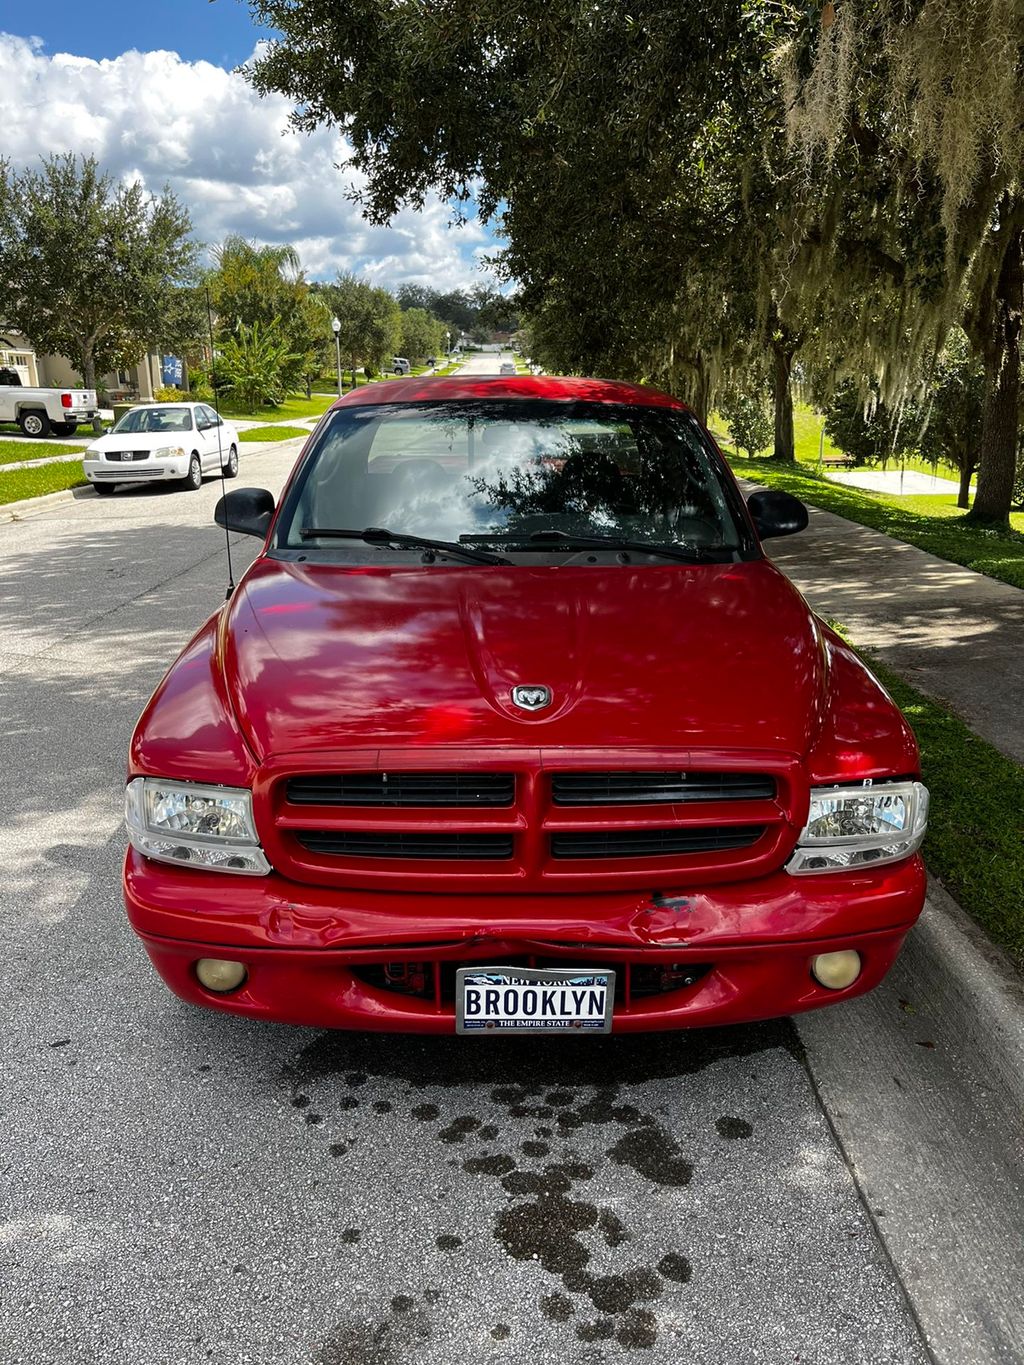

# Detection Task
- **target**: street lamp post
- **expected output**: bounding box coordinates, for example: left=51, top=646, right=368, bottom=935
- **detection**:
left=331, top=316, right=342, bottom=397
left=445, top=329, right=451, bottom=360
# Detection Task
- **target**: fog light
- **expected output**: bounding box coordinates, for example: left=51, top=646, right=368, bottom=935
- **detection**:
left=195, top=958, right=247, bottom=993
left=811, top=950, right=862, bottom=990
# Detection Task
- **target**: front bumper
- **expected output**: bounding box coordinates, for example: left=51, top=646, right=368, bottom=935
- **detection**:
left=84, top=457, right=190, bottom=484
left=124, top=848, right=926, bottom=1032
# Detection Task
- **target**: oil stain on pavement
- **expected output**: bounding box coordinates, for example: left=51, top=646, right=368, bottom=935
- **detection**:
left=287, top=1027, right=790, bottom=1358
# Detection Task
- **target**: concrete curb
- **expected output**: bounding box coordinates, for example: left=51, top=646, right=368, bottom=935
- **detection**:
left=798, top=877, right=1024, bottom=1364
left=0, top=450, right=86, bottom=474
left=911, top=875, right=1024, bottom=1111
left=0, top=484, right=95, bottom=520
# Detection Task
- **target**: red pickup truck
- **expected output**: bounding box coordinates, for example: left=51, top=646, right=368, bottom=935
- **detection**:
left=123, top=376, right=928, bottom=1034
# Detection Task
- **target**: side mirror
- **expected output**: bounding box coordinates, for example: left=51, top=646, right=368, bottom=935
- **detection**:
left=215, top=487, right=275, bottom=539
left=747, top=489, right=808, bottom=540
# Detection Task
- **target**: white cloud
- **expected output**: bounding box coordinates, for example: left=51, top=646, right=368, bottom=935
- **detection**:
left=0, top=32, right=494, bottom=291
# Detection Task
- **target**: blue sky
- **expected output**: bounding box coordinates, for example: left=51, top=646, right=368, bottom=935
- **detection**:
left=12, top=0, right=274, bottom=70
left=0, top=6, right=497, bottom=291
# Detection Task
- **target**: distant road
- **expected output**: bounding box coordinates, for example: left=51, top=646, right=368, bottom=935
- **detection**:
left=454, top=349, right=517, bottom=376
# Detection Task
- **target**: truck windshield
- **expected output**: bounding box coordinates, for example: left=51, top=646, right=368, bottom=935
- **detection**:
left=112, top=407, right=194, bottom=434
left=275, top=400, right=747, bottom=559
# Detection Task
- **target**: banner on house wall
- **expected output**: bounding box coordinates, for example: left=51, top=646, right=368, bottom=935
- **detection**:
left=161, top=355, right=183, bottom=387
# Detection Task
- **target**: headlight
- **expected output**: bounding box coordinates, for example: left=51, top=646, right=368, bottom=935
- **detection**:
left=84, top=446, right=100, bottom=458
left=786, top=780, right=928, bottom=875
left=153, top=445, right=185, bottom=458
left=125, top=777, right=270, bottom=875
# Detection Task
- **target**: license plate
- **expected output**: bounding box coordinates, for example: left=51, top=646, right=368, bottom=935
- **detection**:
left=456, top=966, right=614, bottom=1034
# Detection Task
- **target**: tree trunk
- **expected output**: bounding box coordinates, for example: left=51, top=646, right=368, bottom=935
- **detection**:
left=81, top=347, right=96, bottom=391
left=771, top=343, right=795, bottom=462
left=691, top=351, right=710, bottom=426
left=957, top=462, right=974, bottom=509
left=970, top=224, right=1023, bottom=526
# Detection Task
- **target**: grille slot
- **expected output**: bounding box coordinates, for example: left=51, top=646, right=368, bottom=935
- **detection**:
left=551, top=825, right=765, bottom=859
left=552, top=771, right=776, bottom=805
left=351, top=958, right=715, bottom=1003
left=286, top=772, right=515, bottom=807
left=295, top=830, right=514, bottom=860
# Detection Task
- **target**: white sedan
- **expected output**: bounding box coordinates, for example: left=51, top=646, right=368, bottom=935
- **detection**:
left=83, top=402, right=240, bottom=495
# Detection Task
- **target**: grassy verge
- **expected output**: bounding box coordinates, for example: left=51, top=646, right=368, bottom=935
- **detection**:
left=219, top=393, right=337, bottom=423
left=0, top=439, right=82, bottom=465
left=721, top=446, right=1024, bottom=590
left=0, top=460, right=87, bottom=505
left=237, top=425, right=309, bottom=443
left=855, top=649, right=1024, bottom=968
left=717, top=401, right=974, bottom=483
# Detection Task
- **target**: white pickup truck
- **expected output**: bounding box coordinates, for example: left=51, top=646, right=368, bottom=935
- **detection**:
left=0, top=381, right=99, bottom=437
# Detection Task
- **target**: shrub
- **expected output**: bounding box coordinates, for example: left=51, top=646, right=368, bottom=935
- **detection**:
left=217, top=319, right=298, bottom=410
left=153, top=385, right=183, bottom=402
left=719, top=383, right=773, bottom=458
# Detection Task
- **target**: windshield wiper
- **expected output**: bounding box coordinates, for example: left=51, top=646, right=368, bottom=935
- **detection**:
left=461, top=529, right=713, bottom=563
left=300, top=526, right=512, bottom=565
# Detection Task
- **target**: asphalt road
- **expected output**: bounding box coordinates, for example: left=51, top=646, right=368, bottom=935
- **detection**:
left=0, top=416, right=931, bottom=1364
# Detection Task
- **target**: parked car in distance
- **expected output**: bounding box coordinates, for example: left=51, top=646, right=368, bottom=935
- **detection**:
left=83, top=402, right=239, bottom=494
left=391, top=356, right=412, bottom=375
left=124, top=374, right=928, bottom=1035
left=499, top=361, right=517, bottom=375
left=0, top=378, right=98, bottom=437
left=426, top=356, right=438, bottom=367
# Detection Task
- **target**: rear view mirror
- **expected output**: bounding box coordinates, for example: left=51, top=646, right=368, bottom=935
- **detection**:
left=215, top=487, right=275, bottom=539
left=746, top=489, right=809, bottom=540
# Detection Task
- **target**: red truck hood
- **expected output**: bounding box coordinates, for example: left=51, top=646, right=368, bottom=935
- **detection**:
left=223, top=558, right=826, bottom=761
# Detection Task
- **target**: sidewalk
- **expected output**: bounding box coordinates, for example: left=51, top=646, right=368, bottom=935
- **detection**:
left=739, top=481, right=1024, bottom=765
left=738, top=478, right=1024, bottom=1362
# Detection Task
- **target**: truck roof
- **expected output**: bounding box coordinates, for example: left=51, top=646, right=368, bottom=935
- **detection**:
left=333, top=374, right=690, bottom=411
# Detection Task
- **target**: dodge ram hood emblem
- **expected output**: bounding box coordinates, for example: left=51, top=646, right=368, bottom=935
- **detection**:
left=511, top=684, right=552, bottom=711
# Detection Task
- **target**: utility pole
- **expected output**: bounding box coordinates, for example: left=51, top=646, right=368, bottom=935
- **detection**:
left=331, top=317, right=343, bottom=397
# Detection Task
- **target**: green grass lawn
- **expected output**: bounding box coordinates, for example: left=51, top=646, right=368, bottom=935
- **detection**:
left=841, top=643, right=1024, bottom=968
left=717, top=401, right=972, bottom=483
left=720, top=445, right=1024, bottom=590
left=0, top=438, right=83, bottom=465
left=218, top=393, right=337, bottom=423
left=1, top=460, right=87, bottom=505
left=237, top=425, right=309, bottom=443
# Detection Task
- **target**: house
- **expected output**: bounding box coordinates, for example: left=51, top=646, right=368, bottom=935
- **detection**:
left=0, top=329, right=177, bottom=401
